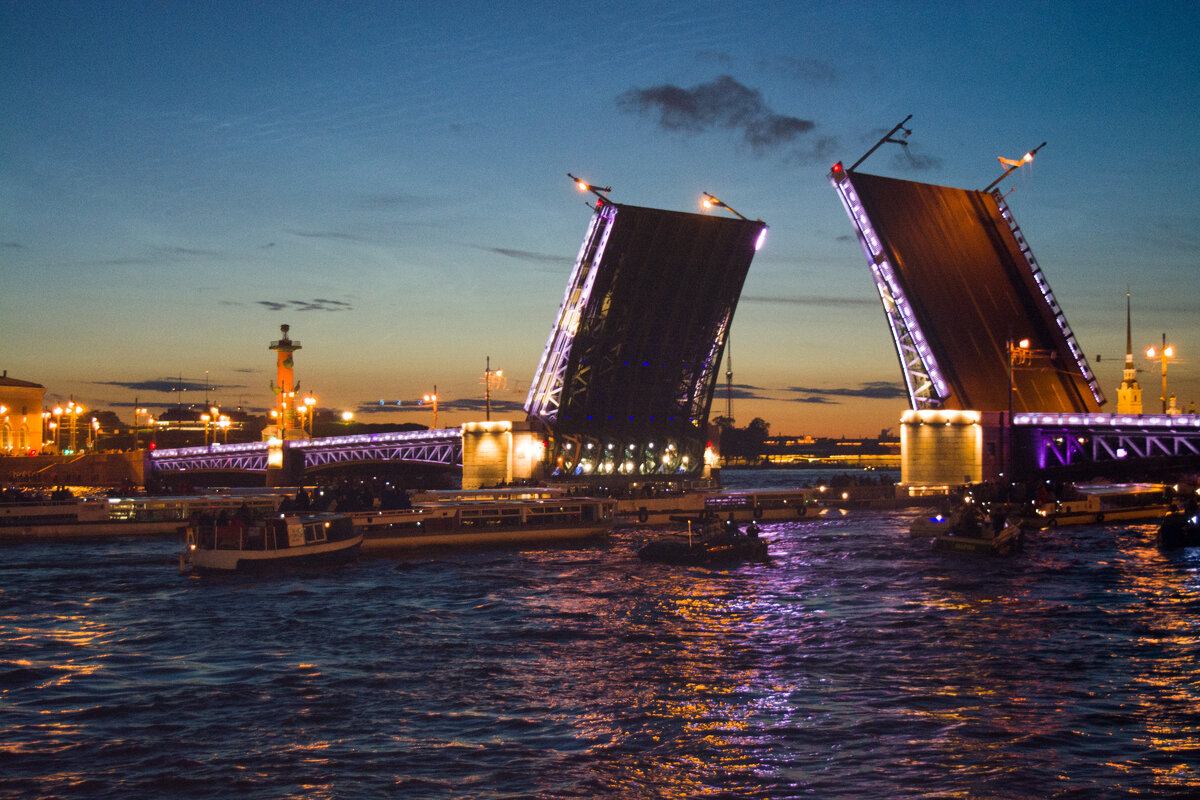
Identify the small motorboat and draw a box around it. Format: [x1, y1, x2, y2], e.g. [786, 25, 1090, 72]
[1157, 512, 1200, 550]
[180, 513, 362, 573]
[931, 503, 1022, 557]
[932, 522, 1023, 556]
[638, 518, 769, 566]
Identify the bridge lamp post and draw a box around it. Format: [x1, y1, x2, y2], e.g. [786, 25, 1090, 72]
[1146, 334, 1175, 414]
[302, 395, 316, 437]
[1005, 338, 1031, 481]
[133, 407, 147, 450]
[52, 406, 63, 449]
[200, 413, 211, 446]
[423, 389, 438, 429]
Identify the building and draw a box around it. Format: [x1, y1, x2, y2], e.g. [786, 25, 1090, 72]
[0, 372, 47, 455]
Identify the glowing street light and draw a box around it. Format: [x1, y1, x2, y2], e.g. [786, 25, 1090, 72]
[133, 407, 148, 450]
[1146, 333, 1176, 414]
[700, 191, 749, 220]
[567, 173, 611, 203]
[422, 388, 439, 429]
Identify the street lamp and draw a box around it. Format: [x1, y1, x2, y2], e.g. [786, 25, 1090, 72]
[423, 388, 438, 429]
[200, 413, 211, 446]
[700, 191, 749, 220]
[1146, 333, 1176, 414]
[303, 394, 316, 437]
[133, 407, 147, 450]
[65, 401, 83, 454]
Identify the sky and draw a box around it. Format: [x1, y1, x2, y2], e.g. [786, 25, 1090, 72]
[3, 1, 1198, 438]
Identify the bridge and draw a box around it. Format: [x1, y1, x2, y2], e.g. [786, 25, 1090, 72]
[149, 147, 1200, 488]
[829, 130, 1199, 485]
[150, 428, 462, 481]
[150, 186, 767, 487]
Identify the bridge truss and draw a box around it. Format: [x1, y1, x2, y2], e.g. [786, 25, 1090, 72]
[1014, 413, 1200, 473]
[149, 429, 463, 475]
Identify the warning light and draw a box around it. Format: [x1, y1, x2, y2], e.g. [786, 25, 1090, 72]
[831, 161, 846, 182]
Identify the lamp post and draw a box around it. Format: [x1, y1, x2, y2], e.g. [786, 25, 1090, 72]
[1146, 333, 1175, 414]
[423, 387, 438, 429]
[200, 413, 211, 446]
[133, 407, 147, 450]
[302, 394, 316, 437]
[484, 358, 502, 421]
[65, 401, 83, 454]
[1005, 338, 1031, 481]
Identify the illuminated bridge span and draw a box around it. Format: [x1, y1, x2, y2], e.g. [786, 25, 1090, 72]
[149, 428, 463, 476]
[524, 194, 767, 478]
[830, 162, 1102, 415]
[1014, 413, 1200, 476]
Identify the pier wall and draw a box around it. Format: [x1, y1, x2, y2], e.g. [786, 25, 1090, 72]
[0, 451, 146, 487]
[461, 420, 544, 490]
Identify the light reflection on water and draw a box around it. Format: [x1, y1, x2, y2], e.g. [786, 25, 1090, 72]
[1, 474, 1199, 797]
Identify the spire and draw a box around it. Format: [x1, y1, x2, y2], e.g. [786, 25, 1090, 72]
[1125, 290, 1133, 362]
[1116, 290, 1142, 414]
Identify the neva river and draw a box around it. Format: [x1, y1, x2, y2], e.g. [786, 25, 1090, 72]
[3, 469, 1199, 798]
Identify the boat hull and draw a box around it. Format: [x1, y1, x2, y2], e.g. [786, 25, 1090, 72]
[187, 536, 362, 572]
[933, 524, 1022, 556]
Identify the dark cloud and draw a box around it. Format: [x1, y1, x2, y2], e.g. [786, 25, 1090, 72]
[786, 381, 907, 402]
[473, 245, 571, 265]
[94, 378, 229, 394]
[285, 229, 366, 242]
[892, 148, 943, 172]
[741, 294, 876, 308]
[2, 241, 24, 248]
[355, 397, 526, 415]
[257, 299, 353, 312]
[617, 75, 819, 155]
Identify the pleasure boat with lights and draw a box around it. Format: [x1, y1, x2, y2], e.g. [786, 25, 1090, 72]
[1019, 483, 1171, 528]
[347, 489, 618, 551]
[181, 512, 361, 573]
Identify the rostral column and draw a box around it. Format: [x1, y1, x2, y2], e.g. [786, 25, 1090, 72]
[269, 324, 302, 439]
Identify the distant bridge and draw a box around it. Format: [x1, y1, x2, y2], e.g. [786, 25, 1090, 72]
[149, 428, 463, 477]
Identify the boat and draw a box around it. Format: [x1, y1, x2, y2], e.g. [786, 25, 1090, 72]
[180, 512, 362, 573]
[615, 488, 814, 526]
[1019, 482, 1171, 528]
[930, 503, 1022, 556]
[1, 490, 288, 540]
[348, 492, 617, 552]
[637, 517, 769, 566]
[933, 522, 1022, 556]
[1157, 511, 1200, 550]
[909, 510, 957, 537]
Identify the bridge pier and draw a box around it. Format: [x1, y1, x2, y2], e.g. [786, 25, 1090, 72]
[265, 440, 304, 487]
[461, 420, 546, 490]
[900, 409, 1005, 490]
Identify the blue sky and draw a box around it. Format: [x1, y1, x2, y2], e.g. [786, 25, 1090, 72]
[3, 1, 1198, 437]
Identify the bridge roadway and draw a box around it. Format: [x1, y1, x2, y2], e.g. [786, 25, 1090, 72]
[149, 428, 464, 475]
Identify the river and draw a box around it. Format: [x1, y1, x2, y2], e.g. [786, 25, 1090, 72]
[2, 469, 1198, 798]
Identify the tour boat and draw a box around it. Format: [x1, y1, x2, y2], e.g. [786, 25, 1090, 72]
[347, 493, 617, 552]
[1020, 483, 1171, 528]
[180, 513, 362, 573]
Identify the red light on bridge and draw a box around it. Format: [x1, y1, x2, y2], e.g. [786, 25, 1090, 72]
[831, 161, 846, 182]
